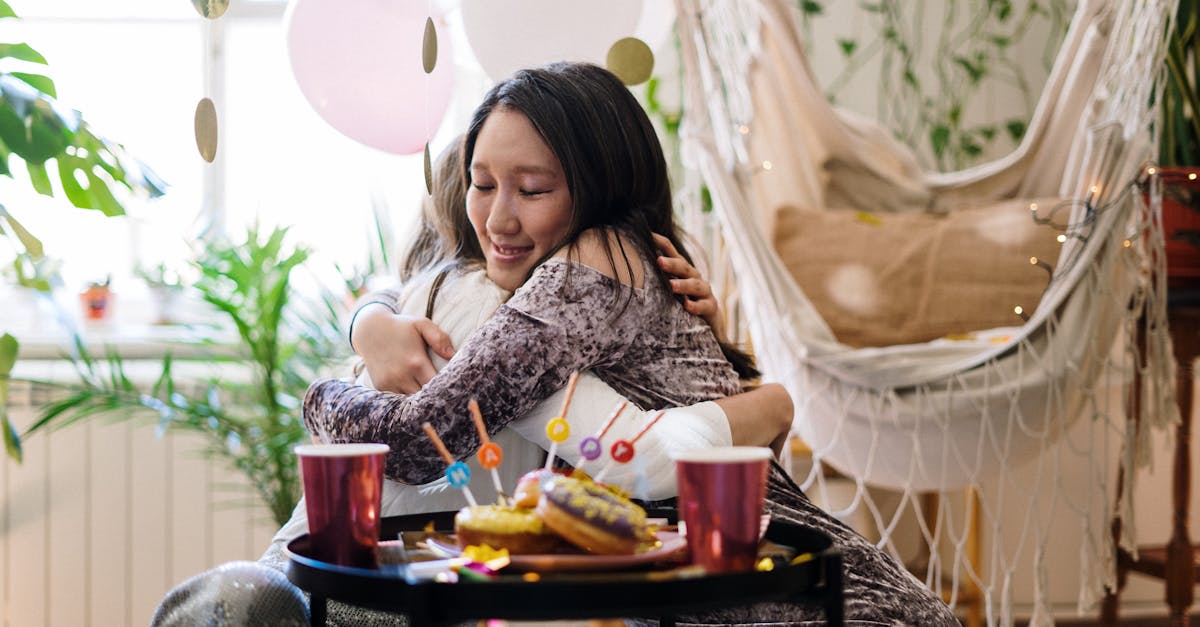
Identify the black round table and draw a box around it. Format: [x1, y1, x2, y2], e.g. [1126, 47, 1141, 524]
[286, 509, 843, 626]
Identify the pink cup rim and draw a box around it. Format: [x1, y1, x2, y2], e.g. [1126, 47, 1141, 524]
[294, 443, 389, 457]
[671, 446, 772, 463]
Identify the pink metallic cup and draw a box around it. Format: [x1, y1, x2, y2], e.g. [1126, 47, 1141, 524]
[674, 446, 772, 572]
[295, 443, 389, 568]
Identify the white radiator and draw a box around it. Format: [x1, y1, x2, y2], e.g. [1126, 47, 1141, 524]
[1, 362, 277, 627]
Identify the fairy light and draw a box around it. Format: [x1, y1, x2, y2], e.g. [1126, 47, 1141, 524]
[1146, 166, 1157, 176]
[1014, 305, 1029, 322]
[1057, 234, 1067, 243]
[1189, 172, 1198, 181]
[1029, 202, 1038, 213]
[1030, 256, 1053, 276]
[738, 124, 750, 135]
[762, 160, 773, 171]
[1123, 239, 1132, 248]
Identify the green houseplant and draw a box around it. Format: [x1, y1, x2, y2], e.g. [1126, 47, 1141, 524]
[1158, 0, 1200, 284]
[1, 0, 166, 460]
[18, 225, 349, 526]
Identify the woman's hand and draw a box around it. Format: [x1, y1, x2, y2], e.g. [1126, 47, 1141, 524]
[653, 233, 727, 342]
[350, 303, 456, 394]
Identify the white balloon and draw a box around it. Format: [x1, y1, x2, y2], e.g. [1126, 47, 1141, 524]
[462, 0, 643, 82]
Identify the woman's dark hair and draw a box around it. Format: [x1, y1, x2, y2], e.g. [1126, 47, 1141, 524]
[462, 62, 757, 379]
[399, 137, 484, 281]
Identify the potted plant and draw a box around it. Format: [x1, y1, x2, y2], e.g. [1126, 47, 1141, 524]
[135, 262, 186, 324]
[1158, 0, 1200, 285]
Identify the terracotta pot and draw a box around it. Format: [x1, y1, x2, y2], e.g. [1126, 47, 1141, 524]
[1158, 166, 1200, 287]
[80, 284, 113, 320]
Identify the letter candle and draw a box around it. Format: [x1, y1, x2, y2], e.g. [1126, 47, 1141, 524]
[468, 398, 508, 503]
[543, 371, 580, 471]
[575, 399, 628, 468]
[593, 409, 666, 483]
[422, 422, 477, 507]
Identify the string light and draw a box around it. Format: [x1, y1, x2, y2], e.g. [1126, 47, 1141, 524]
[738, 124, 750, 135]
[1014, 305, 1029, 322]
[1030, 256, 1053, 275]
[1057, 234, 1067, 243]
[1146, 166, 1157, 176]
[1190, 172, 1198, 181]
[1122, 239, 1132, 248]
[762, 160, 773, 171]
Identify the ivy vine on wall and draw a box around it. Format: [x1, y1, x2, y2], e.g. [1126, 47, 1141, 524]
[797, 0, 1073, 172]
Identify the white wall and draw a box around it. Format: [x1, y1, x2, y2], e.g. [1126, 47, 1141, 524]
[1, 363, 276, 627]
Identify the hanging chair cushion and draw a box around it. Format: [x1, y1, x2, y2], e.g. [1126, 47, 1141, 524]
[773, 196, 1065, 348]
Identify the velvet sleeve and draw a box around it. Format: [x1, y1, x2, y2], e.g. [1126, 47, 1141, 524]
[303, 261, 641, 484]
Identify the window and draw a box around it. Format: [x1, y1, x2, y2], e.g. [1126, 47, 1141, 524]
[0, 0, 479, 306]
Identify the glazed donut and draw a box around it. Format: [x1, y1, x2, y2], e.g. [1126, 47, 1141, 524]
[454, 505, 562, 555]
[536, 475, 654, 555]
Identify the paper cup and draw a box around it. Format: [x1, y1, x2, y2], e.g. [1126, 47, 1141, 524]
[674, 446, 772, 572]
[295, 443, 389, 567]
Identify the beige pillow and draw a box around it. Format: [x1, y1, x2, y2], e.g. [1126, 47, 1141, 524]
[773, 197, 1064, 348]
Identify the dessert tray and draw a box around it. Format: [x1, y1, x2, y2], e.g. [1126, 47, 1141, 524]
[421, 529, 688, 572]
[285, 509, 845, 627]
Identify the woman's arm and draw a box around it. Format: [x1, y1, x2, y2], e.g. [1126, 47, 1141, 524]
[506, 380, 792, 500]
[304, 260, 643, 485]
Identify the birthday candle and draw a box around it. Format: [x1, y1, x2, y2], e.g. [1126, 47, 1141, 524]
[468, 399, 508, 503]
[593, 409, 666, 483]
[422, 422, 477, 507]
[575, 399, 628, 468]
[543, 371, 580, 471]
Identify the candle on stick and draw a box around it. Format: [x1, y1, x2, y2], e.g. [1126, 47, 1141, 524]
[593, 409, 666, 483]
[575, 400, 628, 468]
[422, 422, 478, 507]
[468, 398, 508, 503]
[543, 371, 580, 471]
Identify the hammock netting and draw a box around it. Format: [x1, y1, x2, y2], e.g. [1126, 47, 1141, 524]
[672, 0, 1180, 624]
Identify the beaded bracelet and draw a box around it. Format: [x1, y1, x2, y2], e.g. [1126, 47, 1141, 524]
[348, 300, 399, 353]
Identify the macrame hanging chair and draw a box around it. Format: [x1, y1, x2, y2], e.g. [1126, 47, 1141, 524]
[673, 0, 1179, 623]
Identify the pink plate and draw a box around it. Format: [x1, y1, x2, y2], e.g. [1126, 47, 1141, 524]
[426, 530, 687, 573]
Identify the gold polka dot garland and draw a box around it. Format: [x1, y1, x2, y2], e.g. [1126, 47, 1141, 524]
[423, 17, 438, 74]
[190, 0, 229, 19]
[194, 97, 218, 163]
[424, 142, 433, 195]
[606, 37, 654, 86]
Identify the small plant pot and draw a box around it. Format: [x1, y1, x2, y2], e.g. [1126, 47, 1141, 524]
[150, 286, 183, 325]
[1159, 167, 1200, 287]
[80, 284, 113, 321]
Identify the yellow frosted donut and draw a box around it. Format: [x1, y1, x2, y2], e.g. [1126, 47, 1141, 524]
[454, 504, 562, 555]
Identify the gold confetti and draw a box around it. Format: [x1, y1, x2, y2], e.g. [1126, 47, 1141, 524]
[790, 552, 814, 565]
[462, 544, 509, 564]
[854, 211, 882, 226]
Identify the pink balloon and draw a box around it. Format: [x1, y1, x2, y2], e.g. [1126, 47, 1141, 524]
[285, 0, 454, 155]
